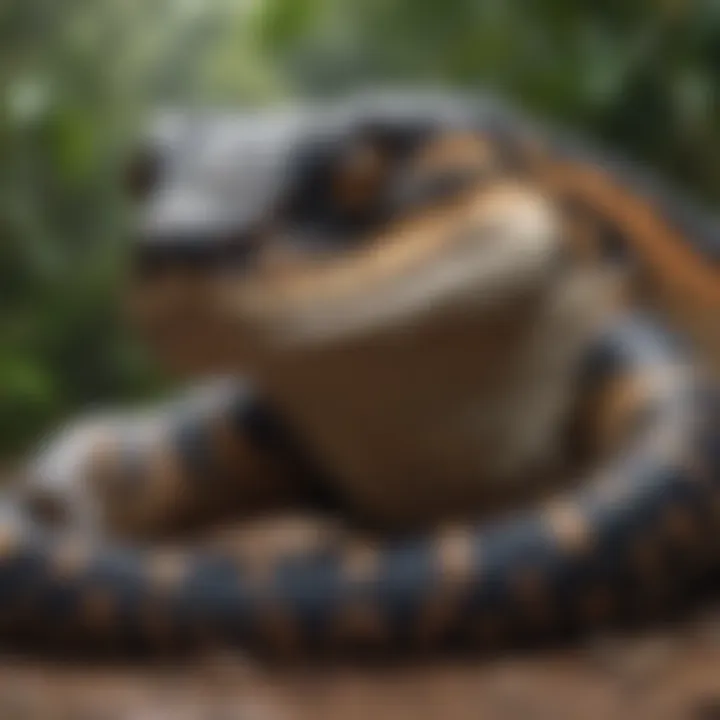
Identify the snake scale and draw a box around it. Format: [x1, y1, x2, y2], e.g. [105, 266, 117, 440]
[3, 90, 720, 660]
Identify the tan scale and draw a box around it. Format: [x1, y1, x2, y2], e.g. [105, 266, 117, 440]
[84, 429, 122, 491]
[340, 539, 381, 583]
[543, 500, 594, 555]
[413, 526, 477, 649]
[328, 540, 387, 650]
[0, 523, 20, 560]
[127, 435, 192, 538]
[588, 374, 652, 457]
[146, 549, 189, 592]
[51, 536, 94, 581]
[207, 409, 302, 515]
[407, 132, 496, 180]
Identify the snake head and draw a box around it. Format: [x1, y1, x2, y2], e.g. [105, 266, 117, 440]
[126, 91, 568, 375]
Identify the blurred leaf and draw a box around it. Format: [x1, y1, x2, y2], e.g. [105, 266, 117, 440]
[2, 0, 720, 459]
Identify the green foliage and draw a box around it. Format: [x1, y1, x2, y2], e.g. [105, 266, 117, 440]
[0, 0, 222, 455]
[1, 0, 719, 458]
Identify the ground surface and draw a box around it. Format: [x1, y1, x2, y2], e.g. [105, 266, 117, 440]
[3, 611, 720, 719]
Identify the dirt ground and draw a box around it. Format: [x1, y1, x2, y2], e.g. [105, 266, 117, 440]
[3, 611, 720, 720]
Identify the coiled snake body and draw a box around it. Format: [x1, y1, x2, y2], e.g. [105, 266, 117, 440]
[7, 91, 720, 659]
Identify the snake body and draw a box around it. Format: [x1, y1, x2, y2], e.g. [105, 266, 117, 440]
[7, 91, 720, 659]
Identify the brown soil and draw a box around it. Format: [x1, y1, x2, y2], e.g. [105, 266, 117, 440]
[2, 613, 720, 720]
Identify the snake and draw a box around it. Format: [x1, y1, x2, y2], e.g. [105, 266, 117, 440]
[3, 90, 719, 660]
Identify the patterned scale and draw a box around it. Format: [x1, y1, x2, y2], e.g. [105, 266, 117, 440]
[0, 313, 716, 659]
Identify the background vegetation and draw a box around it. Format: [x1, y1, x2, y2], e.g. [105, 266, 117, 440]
[1, 0, 719, 458]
